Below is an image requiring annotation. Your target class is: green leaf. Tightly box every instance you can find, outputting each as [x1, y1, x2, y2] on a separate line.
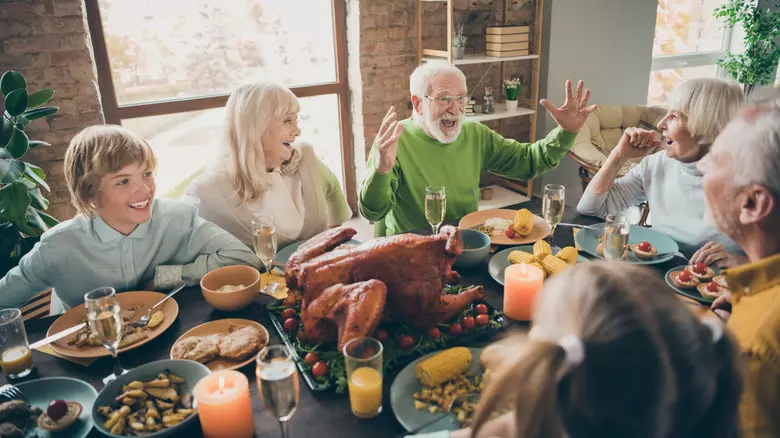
[0, 159, 25, 184]
[26, 89, 54, 108]
[0, 222, 21, 264]
[38, 211, 59, 228]
[4, 89, 28, 117]
[25, 207, 46, 236]
[24, 163, 49, 190]
[0, 117, 12, 147]
[0, 71, 26, 96]
[27, 140, 50, 148]
[21, 106, 57, 121]
[15, 116, 31, 129]
[0, 181, 31, 226]
[6, 127, 28, 159]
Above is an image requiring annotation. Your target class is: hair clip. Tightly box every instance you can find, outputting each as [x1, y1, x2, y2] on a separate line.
[700, 315, 724, 343]
[558, 334, 585, 366]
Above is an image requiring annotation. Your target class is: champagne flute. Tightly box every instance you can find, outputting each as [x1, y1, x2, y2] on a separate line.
[84, 287, 128, 384]
[425, 186, 446, 235]
[252, 216, 279, 293]
[542, 184, 565, 245]
[256, 345, 299, 438]
[603, 214, 630, 260]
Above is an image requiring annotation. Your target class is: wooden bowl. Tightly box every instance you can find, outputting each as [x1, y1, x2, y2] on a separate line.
[200, 265, 261, 311]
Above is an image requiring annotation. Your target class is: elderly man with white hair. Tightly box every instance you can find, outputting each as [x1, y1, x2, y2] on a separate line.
[359, 61, 596, 236]
[699, 94, 780, 438]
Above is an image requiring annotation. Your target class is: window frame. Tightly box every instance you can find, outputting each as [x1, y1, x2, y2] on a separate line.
[84, 0, 356, 211]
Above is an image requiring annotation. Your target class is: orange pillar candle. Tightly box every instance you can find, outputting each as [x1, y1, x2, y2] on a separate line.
[503, 263, 545, 320]
[193, 370, 254, 438]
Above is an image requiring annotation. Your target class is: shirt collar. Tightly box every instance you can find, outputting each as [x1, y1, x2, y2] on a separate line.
[723, 252, 780, 297]
[92, 215, 150, 243]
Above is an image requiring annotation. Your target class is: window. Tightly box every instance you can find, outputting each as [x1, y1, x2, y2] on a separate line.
[647, 0, 744, 105]
[85, 0, 354, 207]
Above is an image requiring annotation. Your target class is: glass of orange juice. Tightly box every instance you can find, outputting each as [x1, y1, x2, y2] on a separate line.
[343, 337, 383, 418]
[0, 309, 34, 379]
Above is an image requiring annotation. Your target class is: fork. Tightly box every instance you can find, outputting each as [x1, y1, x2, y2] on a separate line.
[128, 283, 186, 329]
[0, 384, 28, 403]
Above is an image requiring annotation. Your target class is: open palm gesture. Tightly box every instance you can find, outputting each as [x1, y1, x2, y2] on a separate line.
[540, 80, 597, 134]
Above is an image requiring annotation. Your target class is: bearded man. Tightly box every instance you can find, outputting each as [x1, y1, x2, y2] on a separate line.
[359, 61, 596, 236]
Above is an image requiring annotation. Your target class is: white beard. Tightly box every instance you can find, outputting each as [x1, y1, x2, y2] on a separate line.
[415, 101, 464, 144]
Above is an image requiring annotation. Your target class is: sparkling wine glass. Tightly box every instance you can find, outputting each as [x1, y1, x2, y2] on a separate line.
[252, 216, 279, 294]
[603, 214, 630, 260]
[84, 287, 128, 384]
[542, 184, 565, 244]
[256, 345, 299, 438]
[425, 186, 446, 235]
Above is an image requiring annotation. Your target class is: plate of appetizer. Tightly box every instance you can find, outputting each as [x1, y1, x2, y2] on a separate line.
[665, 263, 729, 305]
[458, 208, 550, 246]
[170, 319, 269, 371]
[488, 241, 588, 285]
[47, 291, 179, 359]
[574, 224, 680, 264]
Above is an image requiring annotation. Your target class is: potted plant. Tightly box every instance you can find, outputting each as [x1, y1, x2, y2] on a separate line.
[714, 0, 780, 95]
[0, 70, 59, 277]
[453, 23, 467, 60]
[503, 77, 523, 112]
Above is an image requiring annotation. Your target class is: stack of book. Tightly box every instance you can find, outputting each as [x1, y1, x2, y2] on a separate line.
[465, 98, 476, 116]
[485, 25, 530, 57]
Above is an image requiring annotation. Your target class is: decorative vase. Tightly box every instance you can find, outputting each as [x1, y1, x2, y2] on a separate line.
[452, 46, 465, 59]
[505, 99, 519, 112]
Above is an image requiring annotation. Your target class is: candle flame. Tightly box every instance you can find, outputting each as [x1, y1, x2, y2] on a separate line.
[218, 375, 225, 394]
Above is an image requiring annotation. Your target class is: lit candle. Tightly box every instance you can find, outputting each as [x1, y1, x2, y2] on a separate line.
[503, 263, 545, 320]
[193, 370, 254, 438]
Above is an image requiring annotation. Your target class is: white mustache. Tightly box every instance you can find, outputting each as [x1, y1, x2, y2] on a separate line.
[439, 113, 461, 121]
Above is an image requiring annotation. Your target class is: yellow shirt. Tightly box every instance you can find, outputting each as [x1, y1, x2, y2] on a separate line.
[724, 253, 780, 438]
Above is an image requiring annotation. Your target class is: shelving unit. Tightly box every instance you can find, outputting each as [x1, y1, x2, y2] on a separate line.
[416, 0, 544, 198]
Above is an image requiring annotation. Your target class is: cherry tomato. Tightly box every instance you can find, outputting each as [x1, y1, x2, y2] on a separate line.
[449, 323, 463, 336]
[678, 269, 693, 282]
[427, 327, 441, 340]
[638, 241, 651, 252]
[398, 335, 414, 349]
[283, 318, 299, 332]
[475, 314, 489, 327]
[312, 361, 329, 377]
[375, 328, 389, 342]
[304, 352, 320, 366]
[296, 331, 307, 343]
[281, 308, 298, 320]
[505, 226, 517, 239]
[706, 281, 720, 293]
[474, 304, 488, 314]
[692, 262, 707, 275]
[461, 316, 475, 330]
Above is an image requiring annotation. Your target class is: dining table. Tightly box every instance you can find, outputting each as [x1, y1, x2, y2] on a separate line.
[2, 198, 708, 438]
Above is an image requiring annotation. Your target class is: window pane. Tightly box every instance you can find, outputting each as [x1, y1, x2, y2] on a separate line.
[98, 0, 337, 105]
[647, 64, 719, 105]
[653, 0, 728, 57]
[121, 94, 344, 199]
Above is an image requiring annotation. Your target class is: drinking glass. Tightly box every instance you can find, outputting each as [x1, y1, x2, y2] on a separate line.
[343, 337, 383, 418]
[542, 184, 565, 244]
[256, 345, 299, 438]
[603, 214, 630, 260]
[84, 287, 128, 384]
[252, 216, 279, 294]
[0, 308, 34, 379]
[425, 186, 446, 235]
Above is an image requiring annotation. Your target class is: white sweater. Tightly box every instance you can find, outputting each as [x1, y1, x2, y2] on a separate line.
[577, 152, 740, 257]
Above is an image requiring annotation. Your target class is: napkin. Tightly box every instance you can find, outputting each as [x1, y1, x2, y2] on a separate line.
[260, 272, 289, 300]
[33, 344, 96, 367]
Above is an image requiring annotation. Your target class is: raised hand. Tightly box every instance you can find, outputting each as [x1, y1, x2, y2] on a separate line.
[374, 106, 405, 175]
[540, 80, 598, 134]
[611, 127, 662, 161]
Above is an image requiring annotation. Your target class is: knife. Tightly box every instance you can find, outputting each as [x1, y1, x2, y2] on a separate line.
[29, 322, 87, 350]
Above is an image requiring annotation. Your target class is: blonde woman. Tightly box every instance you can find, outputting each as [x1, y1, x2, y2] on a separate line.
[412, 262, 742, 438]
[183, 83, 352, 249]
[577, 78, 745, 266]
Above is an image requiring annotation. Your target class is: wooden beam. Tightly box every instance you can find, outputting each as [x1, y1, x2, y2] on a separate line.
[84, 0, 120, 125]
[417, 0, 423, 63]
[422, 49, 449, 58]
[332, 0, 356, 211]
[446, 0, 454, 62]
[529, 0, 544, 143]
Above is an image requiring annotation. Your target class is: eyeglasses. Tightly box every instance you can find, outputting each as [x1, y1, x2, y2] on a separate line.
[424, 95, 468, 106]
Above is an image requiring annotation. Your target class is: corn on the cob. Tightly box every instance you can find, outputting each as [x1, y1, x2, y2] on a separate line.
[513, 209, 533, 236]
[530, 262, 547, 279]
[533, 240, 551, 260]
[415, 347, 472, 387]
[556, 246, 579, 265]
[507, 251, 538, 265]
[541, 256, 569, 276]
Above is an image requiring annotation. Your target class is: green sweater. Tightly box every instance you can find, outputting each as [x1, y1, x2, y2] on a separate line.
[359, 119, 576, 236]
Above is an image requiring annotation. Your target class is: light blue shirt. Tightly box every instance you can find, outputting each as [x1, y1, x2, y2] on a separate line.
[0, 198, 260, 310]
[577, 152, 740, 257]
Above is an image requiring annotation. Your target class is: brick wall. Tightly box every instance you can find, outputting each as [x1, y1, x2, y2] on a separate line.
[0, 0, 103, 220]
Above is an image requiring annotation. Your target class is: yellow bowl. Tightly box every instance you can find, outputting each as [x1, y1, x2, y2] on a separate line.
[200, 265, 261, 311]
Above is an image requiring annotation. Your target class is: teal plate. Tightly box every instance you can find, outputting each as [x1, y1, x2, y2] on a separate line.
[16, 377, 97, 438]
[574, 224, 680, 264]
[665, 266, 722, 305]
[488, 245, 589, 285]
[390, 347, 483, 434]
[274, 239, 363, 266]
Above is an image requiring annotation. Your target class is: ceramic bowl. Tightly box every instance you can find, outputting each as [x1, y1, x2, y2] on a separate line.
[454, 229, 491, 269]
[200, 265, 261, 311]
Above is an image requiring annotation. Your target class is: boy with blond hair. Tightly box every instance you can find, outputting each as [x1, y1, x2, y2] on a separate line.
[0, 125, 259, 310]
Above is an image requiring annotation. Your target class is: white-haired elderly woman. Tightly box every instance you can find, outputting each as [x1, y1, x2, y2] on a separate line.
[359, 60, 597, 236]
[577, 78, 747, 267]
[183, 83, 352, 249]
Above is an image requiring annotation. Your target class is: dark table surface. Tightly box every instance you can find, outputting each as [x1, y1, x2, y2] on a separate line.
[3, 199, 694, 438]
